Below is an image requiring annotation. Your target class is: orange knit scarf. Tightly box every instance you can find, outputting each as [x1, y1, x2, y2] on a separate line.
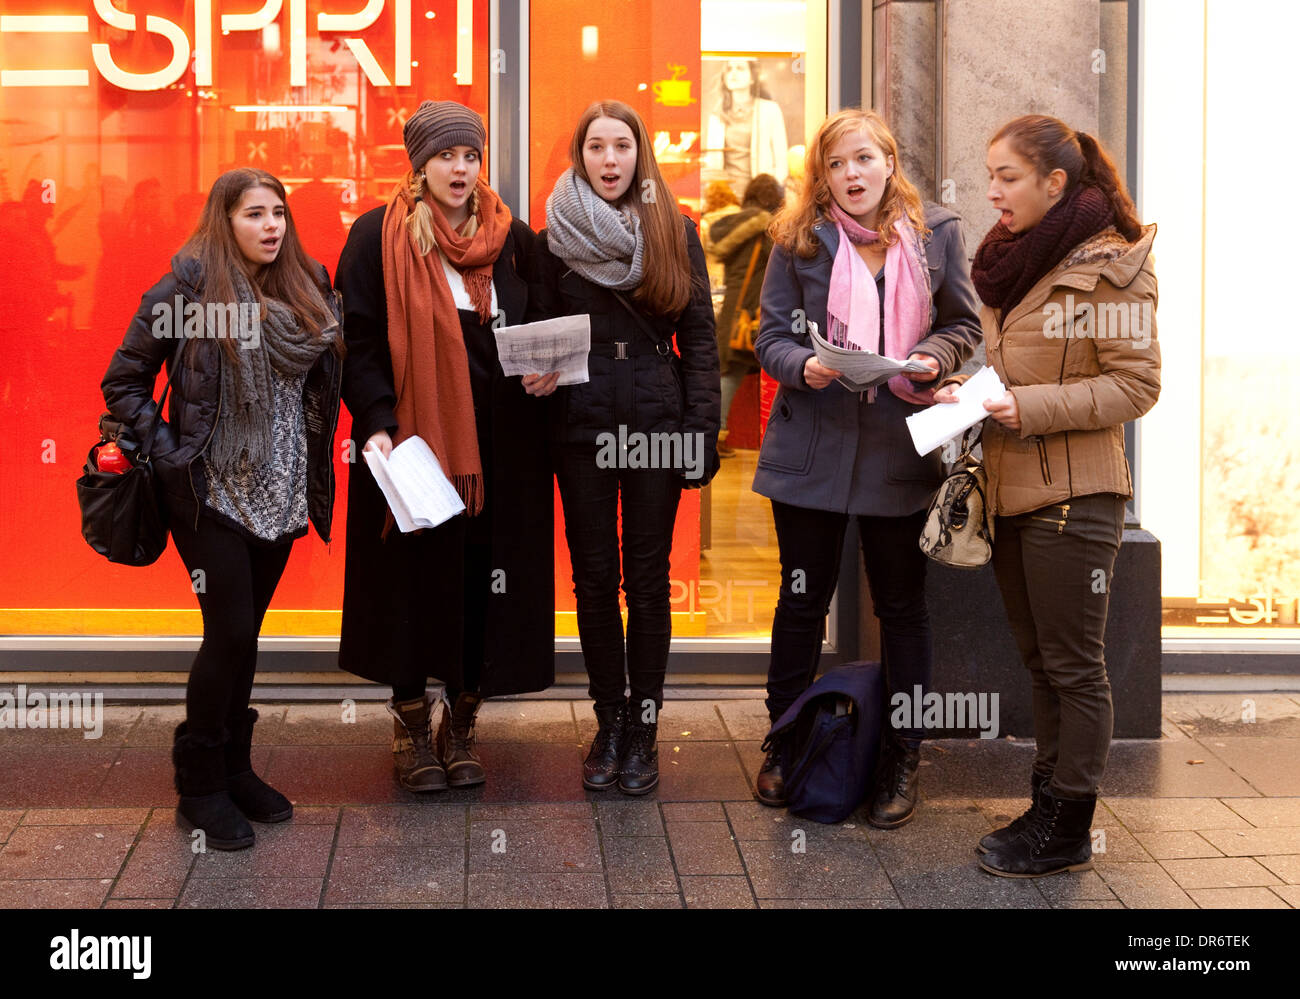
[380, 177, 511, 517]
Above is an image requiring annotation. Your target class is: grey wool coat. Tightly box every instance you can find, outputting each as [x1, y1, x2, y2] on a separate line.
[752, 203, 981, 516]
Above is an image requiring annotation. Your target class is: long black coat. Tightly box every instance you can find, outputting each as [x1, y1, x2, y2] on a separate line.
[334, 206, 554, 696]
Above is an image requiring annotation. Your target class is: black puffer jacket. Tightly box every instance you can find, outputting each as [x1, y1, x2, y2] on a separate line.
[100, 254, 344, 541]
[533, 215, 722, 484]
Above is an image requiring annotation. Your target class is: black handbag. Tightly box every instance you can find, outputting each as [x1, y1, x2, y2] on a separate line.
[76, 342, 184, 566]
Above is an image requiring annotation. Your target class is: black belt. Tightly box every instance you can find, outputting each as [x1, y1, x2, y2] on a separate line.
[589, 339, 675, 360]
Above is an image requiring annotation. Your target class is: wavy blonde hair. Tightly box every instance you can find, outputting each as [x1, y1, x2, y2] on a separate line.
[402, 168, 482, 256]
[771, 108, 928, 259]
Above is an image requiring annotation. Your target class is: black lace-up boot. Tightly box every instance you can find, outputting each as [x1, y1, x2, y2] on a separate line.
[867, 734, 921, 828]
[618, 716, 659, 796]
[979, 786, 1096, 878]
[755, 734, 790, 807]
[977, 768, 1052, 855]
[437, 691, 486, 787]
[583, 702, 627, 791]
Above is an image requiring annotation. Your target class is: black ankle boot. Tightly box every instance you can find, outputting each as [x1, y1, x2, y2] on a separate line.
[583, 702, 626, 791]
[755, 734, 789, 807]
[979, 786, 1096, 878]
[618, 715, 659, 796]
[225, 708, 292, 823]
[977, 768, 1052, 855]
[867, 735, 920, 829]
[173, 723, 255, 851]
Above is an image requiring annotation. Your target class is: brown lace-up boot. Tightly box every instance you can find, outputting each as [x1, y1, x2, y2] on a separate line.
[387, 692, 448, 792]
[436, 691, 486, 787]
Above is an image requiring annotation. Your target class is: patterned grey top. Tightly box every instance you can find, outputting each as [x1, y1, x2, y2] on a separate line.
[203, 366, 309, 543]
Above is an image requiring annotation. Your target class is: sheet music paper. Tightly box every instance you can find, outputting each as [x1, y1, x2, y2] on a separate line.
[495, 314, 591, 386]
[808, 320, 932, 393]
[905, 365, 1008, 456]
[362, 436, 466, 533]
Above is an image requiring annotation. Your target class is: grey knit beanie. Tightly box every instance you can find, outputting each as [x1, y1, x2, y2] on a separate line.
[403, 100, 486, 170]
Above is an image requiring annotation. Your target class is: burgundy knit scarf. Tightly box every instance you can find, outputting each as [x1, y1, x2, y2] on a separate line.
[971, 185, 1115, 317]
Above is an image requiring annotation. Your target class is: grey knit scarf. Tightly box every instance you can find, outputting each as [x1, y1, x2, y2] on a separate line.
[544, 168, 646, 290]
[207, 269, 335, 473]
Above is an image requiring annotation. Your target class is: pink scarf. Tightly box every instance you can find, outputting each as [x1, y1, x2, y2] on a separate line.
[825, 202, 934, 404]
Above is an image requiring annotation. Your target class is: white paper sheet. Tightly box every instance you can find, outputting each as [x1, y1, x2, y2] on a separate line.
[363, 436, 466, 533]
[905, 365, 1008, 456]
[808, 320, 932, 393]
[494, 314, 591, 386]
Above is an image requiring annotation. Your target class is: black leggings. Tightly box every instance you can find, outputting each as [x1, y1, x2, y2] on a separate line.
[171, 514, 293, 739]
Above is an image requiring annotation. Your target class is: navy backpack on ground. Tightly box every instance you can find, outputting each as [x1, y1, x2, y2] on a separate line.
[762, 661, 885, 824]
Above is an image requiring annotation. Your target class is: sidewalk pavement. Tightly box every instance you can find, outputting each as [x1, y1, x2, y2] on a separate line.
[1, 692, 1298, 909]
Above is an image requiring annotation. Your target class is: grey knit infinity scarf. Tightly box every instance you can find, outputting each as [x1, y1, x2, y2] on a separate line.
[544, 168, 646, 290]
[207, 269, 335, 473]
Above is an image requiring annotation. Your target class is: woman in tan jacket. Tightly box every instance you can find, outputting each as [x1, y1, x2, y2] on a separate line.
[935, 114, 1159, 877]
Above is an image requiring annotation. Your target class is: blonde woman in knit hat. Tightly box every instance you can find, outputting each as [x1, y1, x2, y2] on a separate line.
[336, 100, 558, 792]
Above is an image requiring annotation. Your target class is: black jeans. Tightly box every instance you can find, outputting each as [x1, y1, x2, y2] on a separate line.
[992, 493, 1125, 798]
[171, 515, 293, 740]
[766, 501, 932, 742]
[555, 443, 684, 715]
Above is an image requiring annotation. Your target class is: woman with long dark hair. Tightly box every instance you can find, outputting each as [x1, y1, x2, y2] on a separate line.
[335, 101, 556, 793]
[534, 100, 720, 795]
[936, 114, 1159, 876]
[752, 109, 981, 826]
[102, 168, 343, 849]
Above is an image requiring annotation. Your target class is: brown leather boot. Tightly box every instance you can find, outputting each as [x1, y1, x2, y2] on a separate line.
[387, 693, 447, 793]
[436, 691, 486, 787]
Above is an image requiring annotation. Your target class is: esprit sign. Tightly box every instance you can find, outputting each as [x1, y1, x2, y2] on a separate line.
[0, 0, 474, 91]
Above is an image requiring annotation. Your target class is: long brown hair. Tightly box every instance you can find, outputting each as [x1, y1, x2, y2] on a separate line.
[990, 114, 1142, 241]
[567, 101, 694, 316]
[771, 108, 927, 259]
[178, 168, 338, 362]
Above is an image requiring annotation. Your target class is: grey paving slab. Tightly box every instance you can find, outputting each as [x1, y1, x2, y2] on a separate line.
[338, 804, 466, 847]
[190, 822, 336, 878]
[680, 875, 756, 908]
[442, 742, 589, 802]
[0, 824, 137, 879]
[121, 705, 188, 746]
[864, 809, 994, 873]
[1198, 827, 1300, 857]
[284, 807, 339, 825]
[1032, 869, 1118, 902]
[1186, 887, 1292, 909]
[661, 802, 725, 822]
[653, 741, 752, 801]
[1102, 797, 1252, 833]
[1159, 718, 1193, 742]
[1160, 857, 1282, 890]
[890, 865, 1051, 908]
[739, 838, 895, 899]
[907, 739, 1042, 798]
[594, 800, 664, 837]
[1089, 822, 1154, 863]
[278, 703, 391, 746]
[576, 701, 729, 742]
[1100, 741, 1258, 797]
[1192, 738, 1300, 796]
[1221, 797, 1300, 828]
[0, 748, 112, 808]
[613, 893, 684, 908]
[110, 810, 196, 899]
[475, 700, 579, 743]
[725, 800, 869, 842]
[1133, 831, 1224, 860]
[1164, 693, 1300, 738]
[92, 748, 185, 807]
[468, 802, 593, 821]
[21, 808, 149, 827]
[1256, 855, 1300, 883]
[716, 700, 772, 742]
[323, 847, 465, 906]
[0, 705, 140, 745]
[466, 873, 607, 908]
[467, 818, 602, 873]
[259, 746, 425, 805]
[104, 899, 174, 908]
[758, 898, 903, 908]
[602, 836, 678, 893]
[0, 879, 113, 908]
[179, 877, 323, 909]
[0, 811, 22, 842]
[1053, 899, 1125, 908]
[666, 820, 744, 875]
